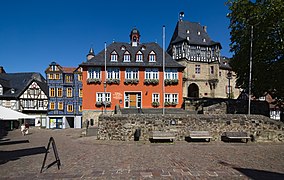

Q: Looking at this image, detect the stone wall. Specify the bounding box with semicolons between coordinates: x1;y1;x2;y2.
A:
97;114;284;142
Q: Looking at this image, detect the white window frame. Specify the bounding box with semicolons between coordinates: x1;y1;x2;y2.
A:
88;67;101;79
107;67;120;79
96;92;111;102
195;65;201;74
123;51;131;62
145;68;159;79
125;68;138;79
149;51;156;62
152;93;160;102
164;93;178;103
110;51;118;62
165;68;178;80
136;51;143;62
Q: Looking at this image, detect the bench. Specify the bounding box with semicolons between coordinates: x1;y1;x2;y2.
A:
187;131;212;142
149;131;175;142
221;131;251;143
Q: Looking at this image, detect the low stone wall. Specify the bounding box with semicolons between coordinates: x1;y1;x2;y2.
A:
97;114;284;142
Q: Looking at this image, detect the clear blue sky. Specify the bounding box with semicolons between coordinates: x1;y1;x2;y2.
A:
0;0;231;76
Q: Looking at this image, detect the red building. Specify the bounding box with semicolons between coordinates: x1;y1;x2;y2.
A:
80;29;185;125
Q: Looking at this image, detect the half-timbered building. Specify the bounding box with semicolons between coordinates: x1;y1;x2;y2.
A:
45;62;82;129
0;66;48;127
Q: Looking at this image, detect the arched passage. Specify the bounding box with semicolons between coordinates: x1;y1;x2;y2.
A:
188;83;199;98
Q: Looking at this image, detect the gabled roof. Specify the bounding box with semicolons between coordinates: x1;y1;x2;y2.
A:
62;67;76;73
81;42;184;69
219;56;232;70
0;72;47;98
168;20;221;50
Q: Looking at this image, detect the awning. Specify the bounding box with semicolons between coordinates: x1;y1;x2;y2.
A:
0;106;35;120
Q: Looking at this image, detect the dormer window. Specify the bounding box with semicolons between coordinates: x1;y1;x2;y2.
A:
186;30;190;34
149;51;156;62
197;31;201;35
110;51;118;62
11;88;15;94
0;84;3;95
123;51;131;62
141;45;146;50
121;46;126;51
203;38;206;42
136;51;143;62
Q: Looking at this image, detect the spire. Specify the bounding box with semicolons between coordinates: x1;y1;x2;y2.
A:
86;47;95;61
179;12;184;21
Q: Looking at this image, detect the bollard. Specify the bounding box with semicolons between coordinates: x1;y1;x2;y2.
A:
134;128;141;141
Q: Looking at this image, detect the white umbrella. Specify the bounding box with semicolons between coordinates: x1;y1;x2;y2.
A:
0;106;35;120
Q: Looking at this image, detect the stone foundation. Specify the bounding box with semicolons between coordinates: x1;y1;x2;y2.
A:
97;114;284;142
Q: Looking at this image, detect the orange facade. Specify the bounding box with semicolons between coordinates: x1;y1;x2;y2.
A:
82;67;184;111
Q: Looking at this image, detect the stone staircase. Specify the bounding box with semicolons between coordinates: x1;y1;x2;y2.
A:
120;108;196;115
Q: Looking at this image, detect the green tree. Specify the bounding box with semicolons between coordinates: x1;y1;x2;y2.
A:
226;0;284;100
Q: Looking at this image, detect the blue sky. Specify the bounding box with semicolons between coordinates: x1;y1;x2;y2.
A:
0;0;231;76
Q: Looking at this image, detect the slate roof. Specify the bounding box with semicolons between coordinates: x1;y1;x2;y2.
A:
219;56;232;70
168;20;221;50
81;42;185;69
0;72;47;98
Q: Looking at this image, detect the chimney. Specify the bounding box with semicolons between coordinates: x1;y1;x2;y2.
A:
0;66;6;74
203;26;207;33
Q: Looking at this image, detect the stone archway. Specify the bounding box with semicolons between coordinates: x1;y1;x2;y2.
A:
188;83;199;98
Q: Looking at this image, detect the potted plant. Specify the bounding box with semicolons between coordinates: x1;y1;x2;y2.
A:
152;101;160;107
87;78;101;84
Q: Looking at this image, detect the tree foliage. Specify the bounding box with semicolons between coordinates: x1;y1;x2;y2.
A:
226;0;284;100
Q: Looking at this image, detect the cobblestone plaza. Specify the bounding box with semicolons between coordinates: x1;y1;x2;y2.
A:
1;128;284;179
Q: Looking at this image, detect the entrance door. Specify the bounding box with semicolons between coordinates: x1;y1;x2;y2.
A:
130;94;136;108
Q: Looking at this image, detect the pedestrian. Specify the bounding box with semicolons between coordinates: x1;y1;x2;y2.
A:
86;120;89;129
21;124;26;136
24;123;29;135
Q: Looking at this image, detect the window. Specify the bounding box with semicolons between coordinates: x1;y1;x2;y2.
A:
195;65;201;74
78;74;82;81
50;102;55;110
145;68;159;79
152;93;160;102
57;88;62;97
50;88;55;97
67;88;72;97
79;105;82;112
67;104;73;112
107;68;120;79
0;85;3;95
210;66;214;74
88;68;101;79
55;74;60;79
96;92;111;102
110;51;118;61
165;68;178;79
149;51;156;62
48;74;54;80
65;75;73;83
58;102;63;110
123;51;131;62
125;68;138;79
164;93;178;103
136;51;143;62
79;89;83;97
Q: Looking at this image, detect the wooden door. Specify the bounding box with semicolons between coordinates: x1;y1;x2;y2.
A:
129;94;136;108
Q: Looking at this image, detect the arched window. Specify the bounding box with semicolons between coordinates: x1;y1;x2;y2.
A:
110;51;118;62
136;51;143;62
149;51;156;62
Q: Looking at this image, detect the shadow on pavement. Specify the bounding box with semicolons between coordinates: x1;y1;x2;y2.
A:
0;146;46;165
234;168;284;180
0;140;29;146
218;160;284;180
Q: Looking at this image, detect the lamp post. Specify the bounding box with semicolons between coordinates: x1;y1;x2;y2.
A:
248;25;253;115
104;42;107;114
227;71;232;99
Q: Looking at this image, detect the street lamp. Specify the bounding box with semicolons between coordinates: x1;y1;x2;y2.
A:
248;25;253;115
227;71;232;99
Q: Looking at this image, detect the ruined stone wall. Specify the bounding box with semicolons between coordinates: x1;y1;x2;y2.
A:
97;114;284;142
